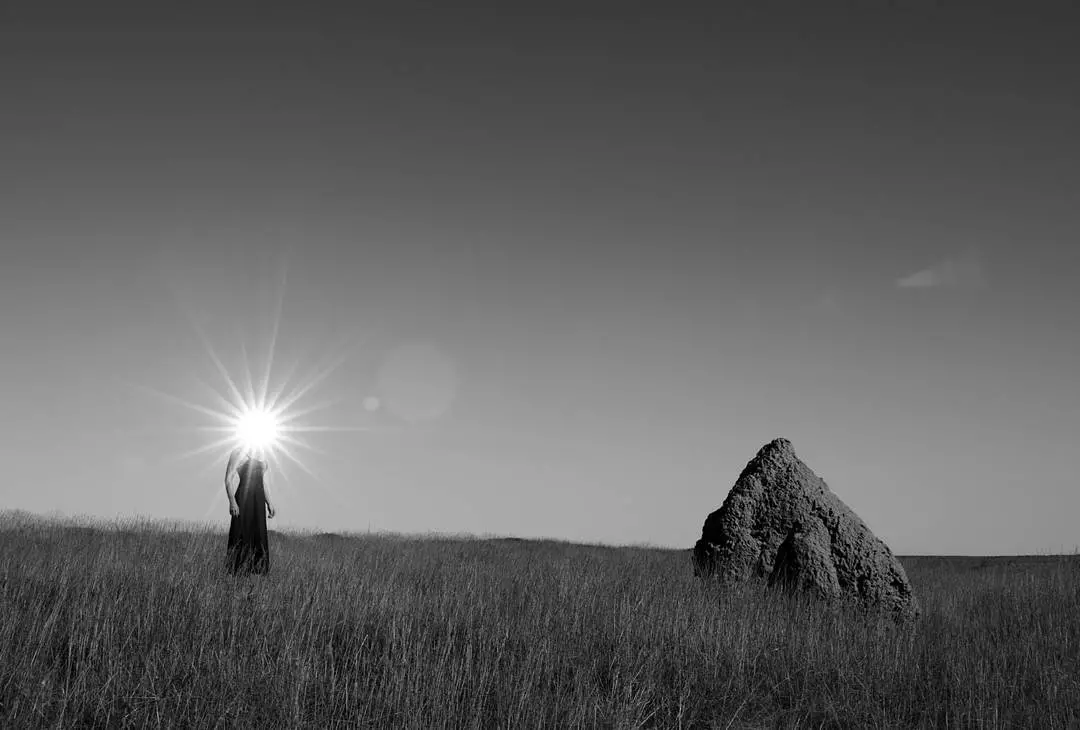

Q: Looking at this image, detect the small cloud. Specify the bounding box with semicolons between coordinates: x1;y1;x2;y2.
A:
896;268;939;288
896;246;987;290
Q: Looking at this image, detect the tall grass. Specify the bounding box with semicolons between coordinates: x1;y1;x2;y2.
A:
1;511;1078;728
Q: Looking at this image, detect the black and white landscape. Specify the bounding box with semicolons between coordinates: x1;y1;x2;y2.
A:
1;2;1078;727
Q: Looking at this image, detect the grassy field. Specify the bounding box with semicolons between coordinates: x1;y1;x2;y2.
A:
1;511;1078;729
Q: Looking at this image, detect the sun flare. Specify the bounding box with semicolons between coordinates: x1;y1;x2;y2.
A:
127;257;391;524
234;406;281;453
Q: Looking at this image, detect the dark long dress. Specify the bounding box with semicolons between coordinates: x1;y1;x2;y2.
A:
227;458;270;575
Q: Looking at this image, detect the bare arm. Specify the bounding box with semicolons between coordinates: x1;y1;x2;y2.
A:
224;448;243;506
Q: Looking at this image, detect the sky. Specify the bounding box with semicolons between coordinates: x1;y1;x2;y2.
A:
1;2;1078;554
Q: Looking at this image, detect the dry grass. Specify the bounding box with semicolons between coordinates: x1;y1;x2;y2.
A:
1;510;1078;729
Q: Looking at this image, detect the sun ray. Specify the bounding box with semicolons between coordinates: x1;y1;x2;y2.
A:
285;424;389;433
271;443;352;515
235;407;279;452
157;267;255;421
272;329;376;416
266;449;291;483
274;397;343;425
144;256;395;518
165;434;242;465
277;432;327;457
122;379;235;425
259;257;288;411
195;444;237;480
238;338;259;409
192;375;244;420
267;445;348;519
264;354;301;413
271;351;350;417
188;447;239;517
275;441;320;480
193;425;239;435
180;302;250;413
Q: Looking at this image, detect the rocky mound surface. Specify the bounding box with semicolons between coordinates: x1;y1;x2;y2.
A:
693;438;918;619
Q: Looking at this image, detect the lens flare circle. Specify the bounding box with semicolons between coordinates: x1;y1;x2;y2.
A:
234;406;281;452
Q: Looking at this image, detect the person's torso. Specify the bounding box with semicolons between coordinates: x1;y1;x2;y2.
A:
237;459;267;495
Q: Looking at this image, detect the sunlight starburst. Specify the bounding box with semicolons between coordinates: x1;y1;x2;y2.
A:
235;406;281;453
147;327;382;480
127;254;393;521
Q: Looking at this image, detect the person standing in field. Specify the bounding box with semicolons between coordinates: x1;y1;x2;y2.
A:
225;446;276;575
